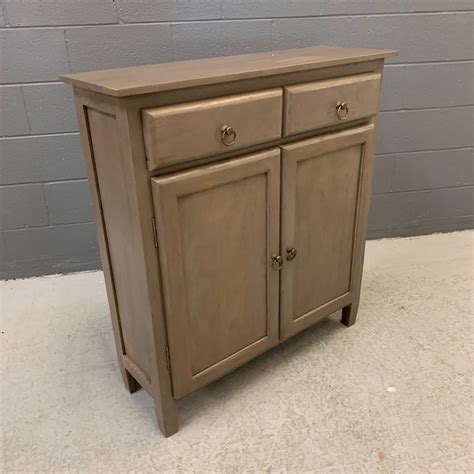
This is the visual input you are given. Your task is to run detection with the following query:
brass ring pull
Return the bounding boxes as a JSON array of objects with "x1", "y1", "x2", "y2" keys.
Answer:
[
  {"x1": 336, "y1": 101, "x2": 349, "y2": 120},
  {"x1": 221, "y1": 125, "x2": 237, "y2": 146},
  {"x1": 271, "y1": 254, "x2": 284, "y2": 271}
]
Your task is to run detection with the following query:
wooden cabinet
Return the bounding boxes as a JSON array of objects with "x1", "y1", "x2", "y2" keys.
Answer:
[{"x1": 62, "y1": 45, "x2": 398, "y2": 437}]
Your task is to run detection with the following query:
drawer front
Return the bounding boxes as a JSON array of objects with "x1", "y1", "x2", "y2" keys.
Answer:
[
  {"x1": 143, "y1": 89, "x2": 283, "y2": 170},
  {"x1": 283, "y1": 72, "x2": 381, "y2": 136}
]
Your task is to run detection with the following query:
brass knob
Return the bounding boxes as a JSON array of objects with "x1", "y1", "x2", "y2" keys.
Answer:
[
  {"x1": 271, "y1": 254, "x2": 284, "y2": 271},
  {"x1": 336, "y1": 101, "x2": 349, "y2": 120},
  {"x1": 221, "y1": 125, "x2": 237, "y2": 146},
  {"x1": 286, "y1": 247, "x2": 297, "y2": 261}
]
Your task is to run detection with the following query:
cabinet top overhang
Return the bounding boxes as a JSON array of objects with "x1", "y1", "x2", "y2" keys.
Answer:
[{"x1": 60, "y1": 45, "x2": 398, "y2": 98}]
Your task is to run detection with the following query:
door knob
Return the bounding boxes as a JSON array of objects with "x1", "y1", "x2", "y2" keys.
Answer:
[
  {"x1": 286, "y1": 247, "x2": 297, "y2": 261},
  {"x1": 271, "y1": 254, "x2": 284, "y2": 271}
]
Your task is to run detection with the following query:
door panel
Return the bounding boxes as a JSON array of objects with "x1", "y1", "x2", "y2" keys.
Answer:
[
  {"x1": 152, "y1": 148, "x2": 280, "y2": 398},
  {"x1": 280, "y1": 124, "x2": 375, "y2": 338}
]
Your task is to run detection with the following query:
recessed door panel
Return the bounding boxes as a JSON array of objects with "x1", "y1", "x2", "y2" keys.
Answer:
[
  {"x1": 280, "y1": 124, "x2": 375, "y2": 338},
  {"x1": 152, "y1": 148, "x2": 281, "y2": 398}
]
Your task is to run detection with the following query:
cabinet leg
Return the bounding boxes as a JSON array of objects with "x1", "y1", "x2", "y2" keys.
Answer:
[
  {"x1": 341, "y1": 303, "x2": 358, "y2": 327},
  {"x1": 121, "y1": 367, "x2": 141, "y2": 394},
  {"x1": 154, "y1": 394, "x2": 179, "y2": 437}
]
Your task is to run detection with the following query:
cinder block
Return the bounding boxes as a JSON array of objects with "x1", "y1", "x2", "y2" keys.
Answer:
[
  {"x1": 319, "y1": 0, "x2": 474, "y2": 14},
  {"x1": 0, "y1": 29, "x2": 70, "y2": 83},
  {"x1": 117, "y1": 0, "x2": 221, "y2": 22},
  {"x1": 368, "y1": 187, "x2": 474, "y2": 238},
  {"x1": 222, "y1": 0, "x2": 321, "y2": 18},
  {"x1": 0, "y1": 5, "x2": 6, "y2": 26},
  {"x1": 0, "y1": 134, "x2": 85, "y2": 185},
  {"x1": 1, "y1": 222, "x2": 100, "y2": 278},
  {"x1": 66, "y1": 24, "x2": 173, "y2": 72},
  {"x1": 43, "y1": 180, "x2": 92, "y2": 225},
  {"x1": 389, "y1": 148, "x2": 474, "y2": 192},
  {"x1": 373, "y1": 148, "x2": 474, "y2": 195},
  {"x1": 22, "y1": 83, "x2": 78, "y2": 134},
  {"x1": 173, "y1": 20, "x2": 272, "y2": 61},
  {"x1": 372, "y1": 155, "x2": 395, "y2": 195},
  {"x1": 377, "y1": 106, "x2": 474, "y2": 154},
  {"x1": 0, "y1": 231, "x2": 6, "y2": 270},
  {"x1": 381, "y1": 62, "x2": 474, "y2": 111},
  {"x1": 271, "y1": 13, "x2": 474, "y2": 64},
  {"x1": 0, "y1": 184, "x2": 49, "y2": 230},
  {"x1": 4, "y1": 0, "x2": 118, "y2": 26},
  {"x1": 0, "y1": 87, "x2": 29, "y2": 137},
  {"x1": 222, "y1": 0, "x2": 473, "y2": 18},
  {"x1": 272, "y1": 17, "x2": 369, "y2": 56}
]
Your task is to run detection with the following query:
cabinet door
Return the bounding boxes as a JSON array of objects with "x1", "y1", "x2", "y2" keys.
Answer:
[
  {"x1": 152, "y1": 149, "x2": 280, "y2": 398},
  {"x1": 280, "y1": 124, "x2": 375, "y2": 339}
]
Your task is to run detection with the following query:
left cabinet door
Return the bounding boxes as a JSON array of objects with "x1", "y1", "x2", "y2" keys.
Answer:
[{"x1": 152, "y1": 149, "x2": 281, "y2": 398}]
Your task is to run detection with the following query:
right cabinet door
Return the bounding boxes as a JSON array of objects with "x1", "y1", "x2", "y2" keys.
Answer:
[{"x1": 280, "y1": 124, "x2": 375, "y2": 338}]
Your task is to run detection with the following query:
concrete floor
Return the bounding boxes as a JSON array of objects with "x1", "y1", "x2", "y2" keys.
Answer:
[{"x1": 1, "y1": 231, "x2": 473, "y2": 472}]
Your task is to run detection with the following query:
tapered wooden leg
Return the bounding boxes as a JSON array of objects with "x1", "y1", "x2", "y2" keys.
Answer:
[{"x1": 341, "y1": 303, "x2": 358, "y2": 327}]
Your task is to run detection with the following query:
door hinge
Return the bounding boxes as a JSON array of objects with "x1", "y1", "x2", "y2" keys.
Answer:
[
  {"x1": 165, "y1": 346, "x2": 171, "y2": 371},
  {"x1": 151, "y1": 217, "x2": 158, "y2": 248}
]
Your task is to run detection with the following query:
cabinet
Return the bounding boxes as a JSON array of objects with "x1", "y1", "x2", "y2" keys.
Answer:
[{"x1": 62, "y1": 45, "x2": 398, "y2": 436}]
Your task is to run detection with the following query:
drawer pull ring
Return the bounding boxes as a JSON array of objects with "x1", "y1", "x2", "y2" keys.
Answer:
[
  {"x1": 221, "y1": 125, "x2": 237, "y2": 146},
  {"x1": 336, "y1": 101, "x2": 349, "y2": 120},
  {"x1": 271, "y1": 254, "x2": 284, "y2": 271},
  {"x1": 286, "y1": 247, "x2": 297, "y2": 261}
]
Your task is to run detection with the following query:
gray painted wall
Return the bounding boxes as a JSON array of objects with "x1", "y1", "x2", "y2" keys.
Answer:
[{"x1": 1, "y1": 0, "x2": 473, "y2": 279}]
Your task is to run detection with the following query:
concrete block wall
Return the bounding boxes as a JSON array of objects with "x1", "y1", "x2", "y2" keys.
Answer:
[{"x1": 1, "y1": 1, "x2": 473, "y2": 278}]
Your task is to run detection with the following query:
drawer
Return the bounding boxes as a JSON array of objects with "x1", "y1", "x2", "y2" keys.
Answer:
[
  {"x1": 283, "y1": 72, "x2": 381, "y2": 136},
  {"x1": 143, "y1": 89, "x2": 283, "y2": 170}
]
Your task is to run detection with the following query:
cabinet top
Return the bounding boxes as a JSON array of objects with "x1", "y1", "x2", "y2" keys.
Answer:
[{"x1": 60, "y1": 45, "x2": 398, "y2": 98}]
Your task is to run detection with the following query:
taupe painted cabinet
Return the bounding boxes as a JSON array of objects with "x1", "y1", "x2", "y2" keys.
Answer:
[{"x1": 62, "y1": 46, "x2": 398, "y2": 436}]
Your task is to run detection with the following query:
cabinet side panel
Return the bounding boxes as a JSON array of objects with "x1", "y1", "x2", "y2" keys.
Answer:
[
  {"x1": 74, "y1": 97, "x2": 139, "y2": 393},
  {"x1": 86, "y1": 107, "x2": 153, "y2": 378}
]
